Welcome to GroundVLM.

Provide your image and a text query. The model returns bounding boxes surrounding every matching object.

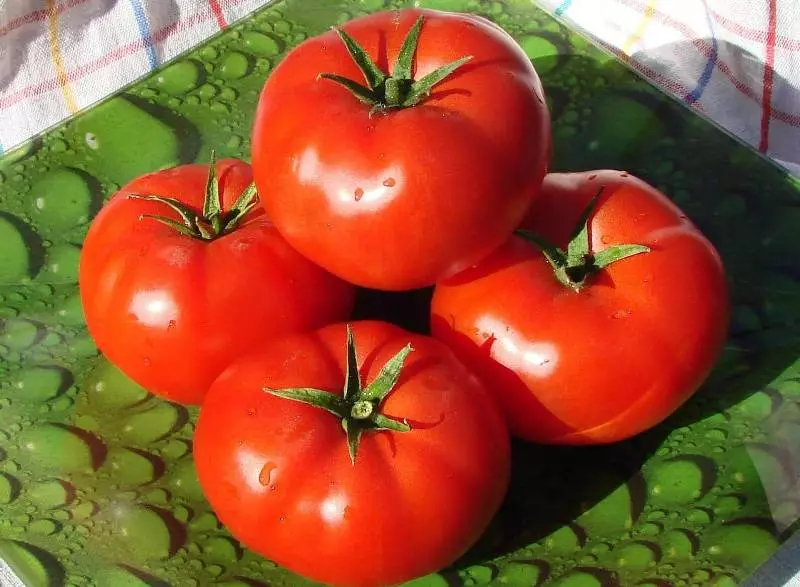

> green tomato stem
[517,188,651,291]
[265,324,413,465]
[129,151,258,241]
[319,15,472,112]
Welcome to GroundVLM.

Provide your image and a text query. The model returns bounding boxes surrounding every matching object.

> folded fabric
[0,0,797,178]
[536,0,800,177]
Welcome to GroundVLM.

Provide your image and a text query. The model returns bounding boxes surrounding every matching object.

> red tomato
[79,159,355,405]
[194,320,510,587]
[431,171,730,444]
[252,8,551,291]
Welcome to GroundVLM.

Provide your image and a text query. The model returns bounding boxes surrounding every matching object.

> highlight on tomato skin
[251,7,552,291]
[193,320,511,587]
[431,170,731,445]
[78,158,357,406]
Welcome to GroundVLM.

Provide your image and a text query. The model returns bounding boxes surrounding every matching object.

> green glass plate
[1,0,799,585]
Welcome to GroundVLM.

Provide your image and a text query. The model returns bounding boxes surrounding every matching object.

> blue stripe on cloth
[686,0,718,104]
[129,0,158,70]
[0,142,4,157]
[554,0,574,17]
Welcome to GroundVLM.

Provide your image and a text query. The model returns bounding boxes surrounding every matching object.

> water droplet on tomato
[259,462,276,487]
[143,357,152,367]
[167,320,176,331]
[247,407,257,417]
[354,188,364,201]
[612,310,632,319]
[382,177,396,187]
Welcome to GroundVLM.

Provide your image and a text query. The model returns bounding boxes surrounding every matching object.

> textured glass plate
[1,0,799,586]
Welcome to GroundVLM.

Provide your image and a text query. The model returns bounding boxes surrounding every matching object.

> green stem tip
[129,151,259,241]
[265,324,413,465]
[517,188,651,291]
[319,15,472,113]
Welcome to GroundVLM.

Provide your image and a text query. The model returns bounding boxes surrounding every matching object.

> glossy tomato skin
[79,159,355,405]
[194,320,510,587]
[252,9,551,291]
[431,171,730,445]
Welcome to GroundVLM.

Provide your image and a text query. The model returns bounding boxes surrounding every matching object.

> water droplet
[84,132,100,150]
[27,479,73,508]
[209,101,231,114]
[84,358,149,411]
[259,462,277,486]
[0,214,37,282]
[188,512,219,532]
[71,500,98,520]
[160,439,190,460]
[103,447,162,486]
[219,52,250,79]
[646,456,715,506]
[202,536,241,564]
[197,83,218,100]
[74,97,182,185]
[12,366,70,402]
[30,168,96,230]
[155,60,203,96]
[167,458,204,501]
[109,504,182,560]
[551,569,604,587]
[382,177,396,187]
[686,507,713,524]
[612,309,632,319]
[226,135,243,150]
[578,479,634,536]
[614,541,660,569]
[0,472,20,503]
[18,424,103,472]
[121,403,183,445]
[0,539,64,586]
[544,524,583,554]
[354,188,364,201]
[1,319,40,349]
[704,523,778,569]
[41,243,81,284]
[243,31,282,55]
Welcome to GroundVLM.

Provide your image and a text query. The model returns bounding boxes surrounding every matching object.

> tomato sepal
[319,15,473,112]
[129,152,259,241]
[517,188,650,291]
[265,324,412,464]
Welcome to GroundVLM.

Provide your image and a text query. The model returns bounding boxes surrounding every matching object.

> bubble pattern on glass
[0,0,799,585]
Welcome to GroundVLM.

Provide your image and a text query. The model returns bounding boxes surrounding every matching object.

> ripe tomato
[431,171,730,444]
[252,8,551,290]
[194,320,510,587]
[79,158,355,405]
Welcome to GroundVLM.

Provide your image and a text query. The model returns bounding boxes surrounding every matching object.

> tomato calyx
[129,153,258,241]
[265,324,413,465]
[318,15,472,114]
[516,189,651,292]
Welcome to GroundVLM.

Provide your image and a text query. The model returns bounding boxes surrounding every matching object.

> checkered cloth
[0,0,798,178]
[536,0,800,176]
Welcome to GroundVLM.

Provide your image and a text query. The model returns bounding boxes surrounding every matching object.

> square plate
[1,0,799,585]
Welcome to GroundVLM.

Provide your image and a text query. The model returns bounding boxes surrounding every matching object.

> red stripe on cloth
[709,7,800,51]
[209,0,228,29]
[611,0,800,127]
[0,0,90,38]
[0,0,249,110]
[759,0,778,152]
